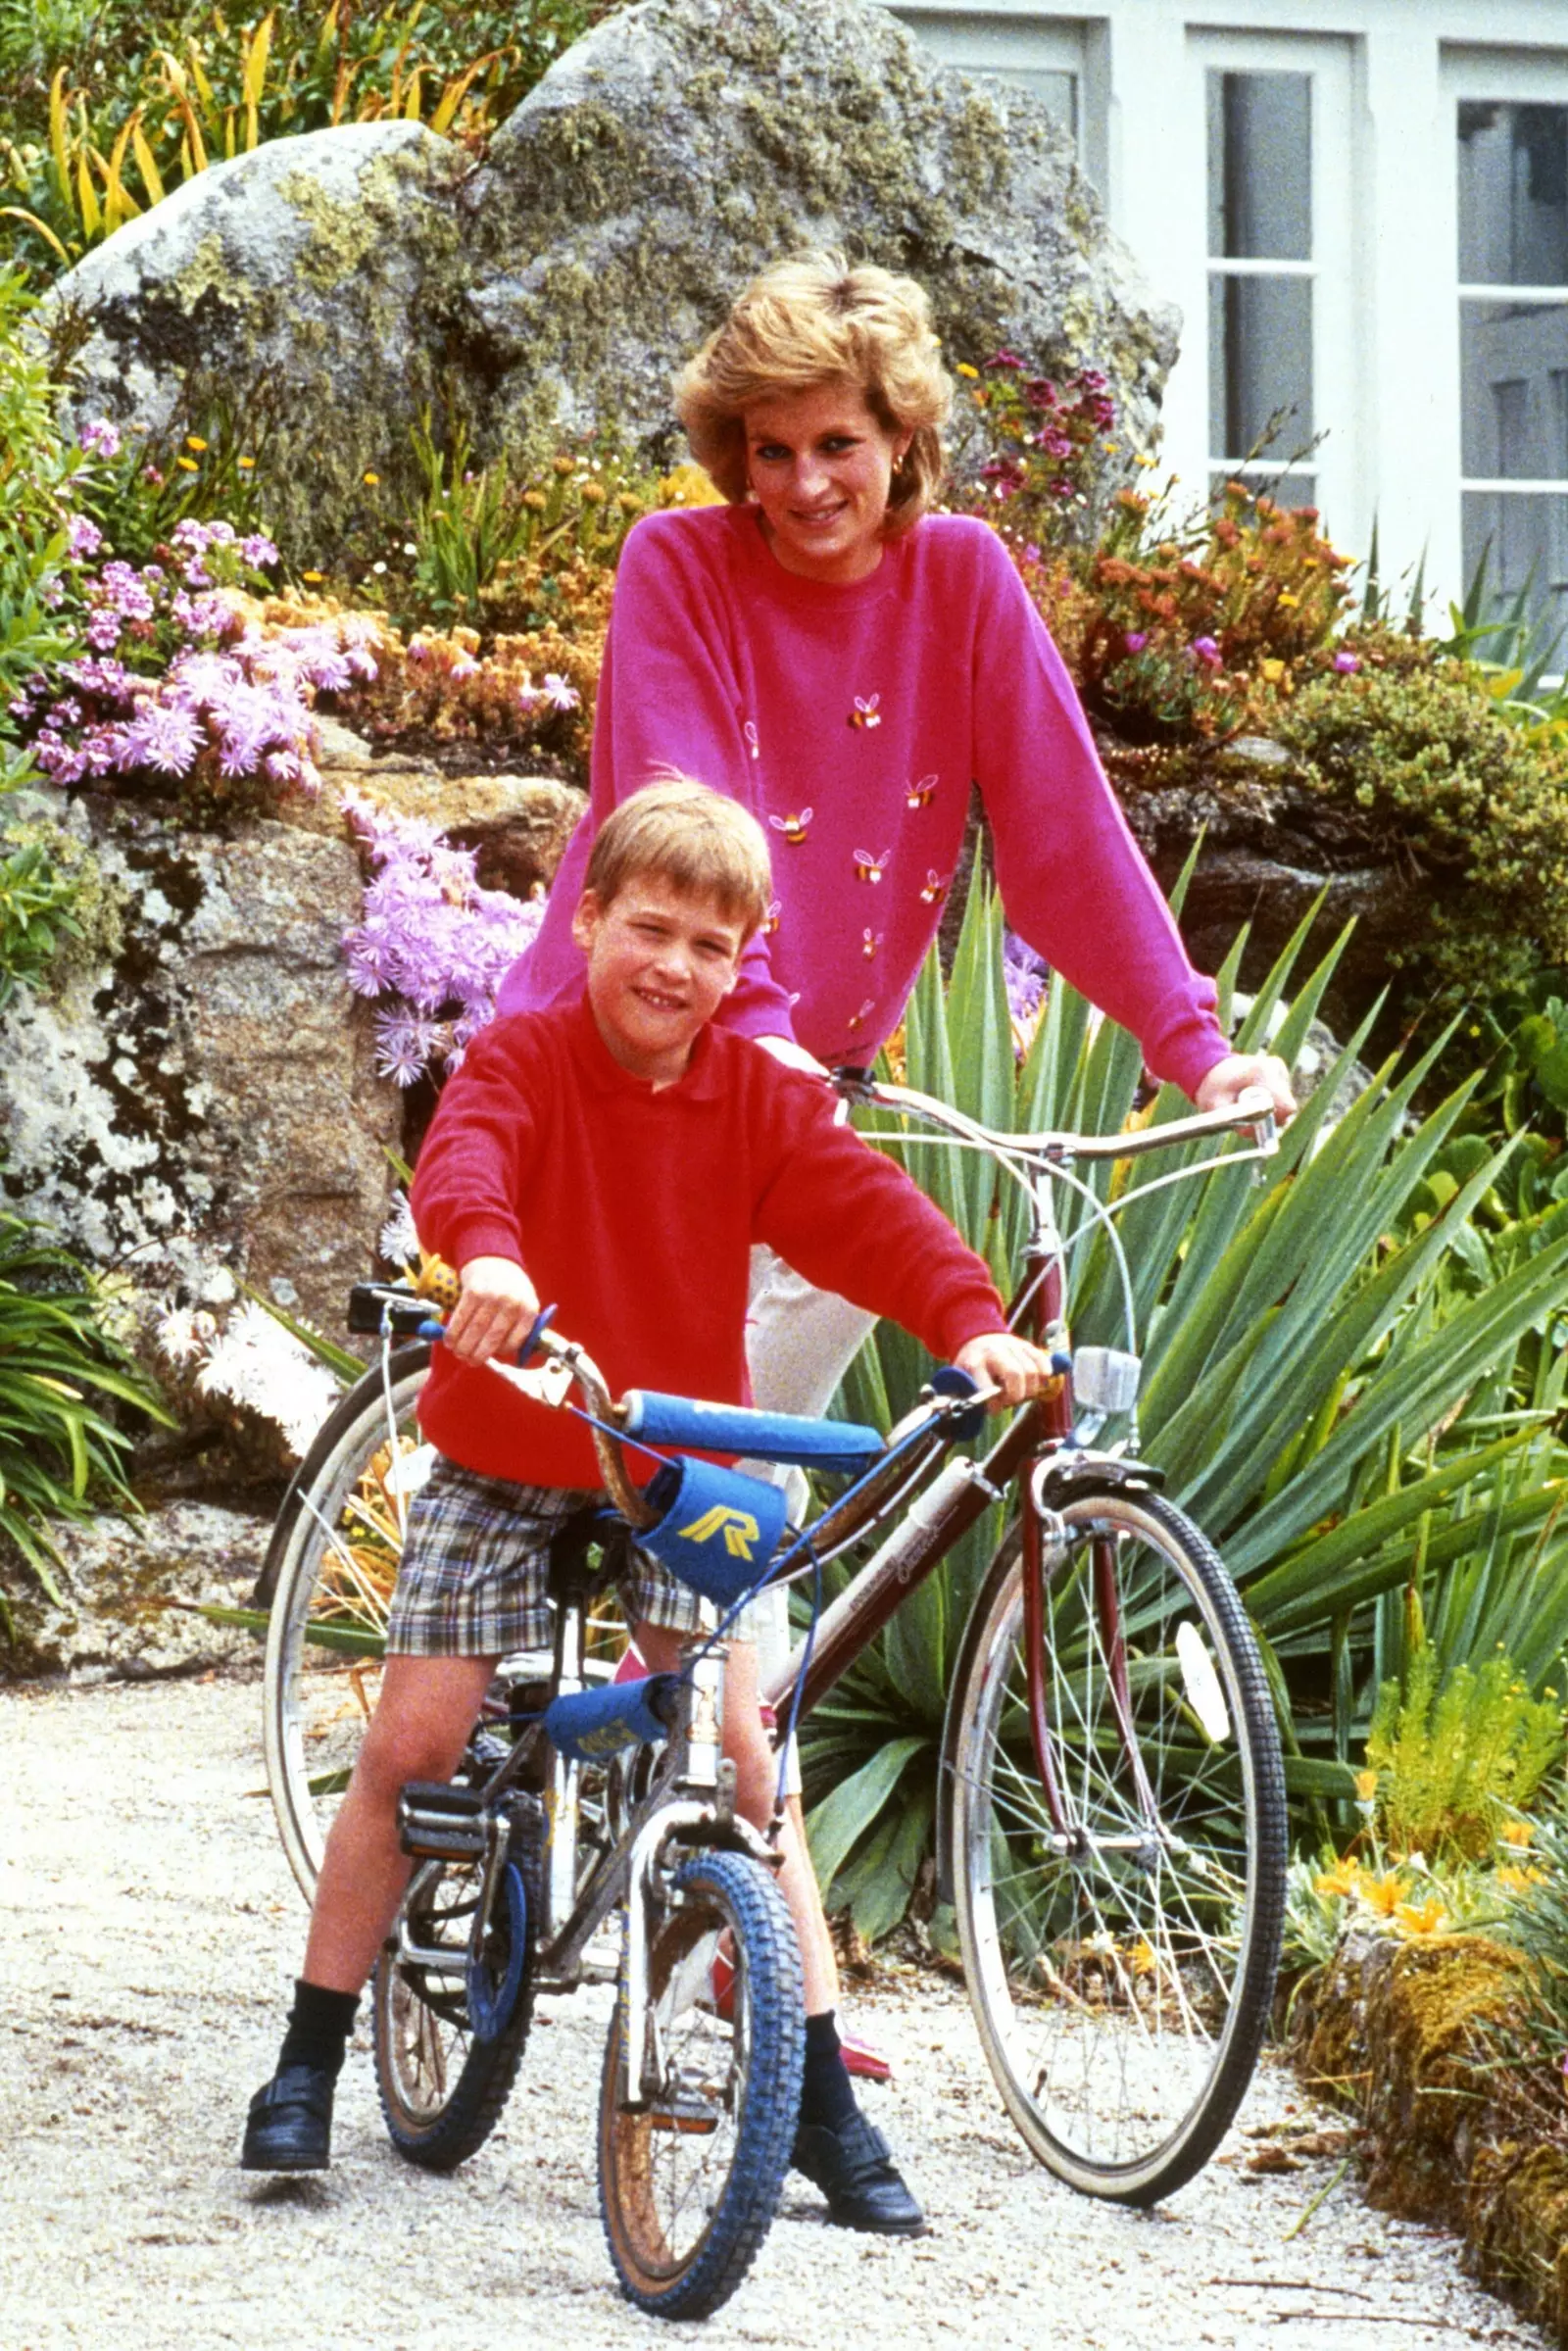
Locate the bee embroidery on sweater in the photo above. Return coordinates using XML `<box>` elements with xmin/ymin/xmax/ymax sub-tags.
<box><xmin>854</xmin><ymin>847</ymin><xmax>892</xmax><ymax>884</ymax></box>
<box><xmin>920</xmin><ymin>868</ymin><xmax>952</xmax><ymax>905</ymax></box>
<box><xmin>846</xmin><ymin>998</ymin><xmax>876</xmax><ymax>1034</ymax></box>
<box><xmin>849</xmin><ymin>694</ymin><xmax>882</xmax><ymax>729</ymax></box>
<box><xmin>906</xmin><ymin>773</ymin><xmax>938</xmax><ymax>809</ymax></box>
<box><xmin>769</xmin><ymin>808</ymin><xmax>813</xmax><ymax>846</ymax></box>
<box><xmin>862</xmin><ymin>928</ymin><xmax>882</xmax><ymax>959</ymax></box>
<box><xmin>744</xmin><ymin>719</ymin><xmax>760</xmax><ymax>761</ymax></box>
<box><xmin>762</xmin><ymin>899</ymin><xmax>782</xmax><ymax>936</ymax></box>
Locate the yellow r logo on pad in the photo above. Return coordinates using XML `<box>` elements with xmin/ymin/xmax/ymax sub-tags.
<box><xmin>676</xmin><ymin>1504</ymin><xmax>761</xmax><ymax>1559</ymax></box>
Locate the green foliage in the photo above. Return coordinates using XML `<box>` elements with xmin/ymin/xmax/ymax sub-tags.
<box><xmin>802</xmin><ymin>868</ymin><xmax>1568</xmax><ymax>1941</ymax></box>
<box><xmin>1492</xmin><ymin>1803</ymin><xmax>1568</xmax><ymax>2080</ymax></box>
<box><xmin>0</xmin><ymin>264</ymin><xmax>87</xmax><ymax>711</ymax></box>
<box><xmin>0</xmin><ymin>3</ymin><xmax>614</xmax><ymax>277</ymax></box>
<box><xmin>397</xmin><ymin>415</ymin><xmax>651</xmax><ymax>636</ymax></box>
<box><xmin>0</xmin><ymin>1210</ymin><xmax>172</xmax><ymax>1636</ymax></box>
<box><xmin>0</xmin><ymin>821</ymin><xmax>83</xmax><ymax>1004</ymax></box>
<box><xmin>1274</xmin><ymin>635</ymin><xmax>1568</xmax><ymax>1008</ymax></box>
<box><xmin>81</xmin><ymin>380</ymin><xmax>280</xmax><ymax>563</ymax></box>
<box><xmin>1364</xmin><ymin>1646</ymin><xmax>1564</xmax><ymax>1860</ymax></box>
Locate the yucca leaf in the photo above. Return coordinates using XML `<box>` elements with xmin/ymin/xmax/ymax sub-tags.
<box><xmin>805</xmin><ymin>1734</ymin><xmax>926</xmax><ymax>1891</ymax></box>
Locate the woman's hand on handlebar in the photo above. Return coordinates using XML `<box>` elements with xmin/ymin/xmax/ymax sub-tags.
<box><xmin>1195</xmin><ymin>1051</ymin><xmax>1297</xmax><ymax>1122</ymax></box>
<box><xmin>446</xmin><ymin>1254</ymin><xmax>541</xmax><ymax>1366</ymax></box>
<box><xmin>956</xmin><ymin>1330</ymin><xmax>1060</xmax><ymax>1407</ymax></box>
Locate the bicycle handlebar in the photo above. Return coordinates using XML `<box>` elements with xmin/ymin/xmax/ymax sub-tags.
<box><xmin>833</xmin><ymin>1071</ymin><xmax>1280</xmax><ymax>1165</ymax></box>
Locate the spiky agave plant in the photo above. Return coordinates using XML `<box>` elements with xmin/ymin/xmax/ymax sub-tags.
<box><xmin>803</xmin><ymin>868</ymin><xmax>1568</xmax><ymax>1942</ymax></box>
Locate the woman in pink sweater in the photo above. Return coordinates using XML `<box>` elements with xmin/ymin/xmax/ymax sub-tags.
<box><xmin>495</xmin><ymin>258</ymin><xmax>1293</xmax><ymax>2145</ymax></box>
<box><xmin>499</xmin><ymin>252</ymin><xmax>1292</xmax><ymax>1412</ymax></box>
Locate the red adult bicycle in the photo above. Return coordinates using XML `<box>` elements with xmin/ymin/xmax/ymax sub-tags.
<box><xmin>259</xmin><ymin>1073</ymin><xmax>1289</xmax><ymax>2276</ymax></box>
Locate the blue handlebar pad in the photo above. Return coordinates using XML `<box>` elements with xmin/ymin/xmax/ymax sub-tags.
<box><xmin>638</xmin><ymin>1455</ymin><xmax>791</xmax><ymax>1608</ymax></box>
<box><xmin>544</xmin><ymin>1672</ymin><xmax>682</xmax><ymax>1762</ymax></box>
<box><xmin>621</xmin><ymin>1391</ymin><xmax>884</xmax><ymax>1475</ymax></box>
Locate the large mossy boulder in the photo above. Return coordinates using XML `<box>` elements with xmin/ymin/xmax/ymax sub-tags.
<box><xmin>50</xmin><ymin>0</ymin><xmax>1177</xmax><ymax>566</ymax></box>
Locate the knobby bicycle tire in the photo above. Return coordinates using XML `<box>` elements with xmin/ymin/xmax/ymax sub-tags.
<box><xmin>947</xmin><ymin>1485</ymin><xmax>1287</xmax><ymax>2205</ymax></box>
<box><xmin>371</xmin><ymin>1848</ymin><xmax>533</xmax><ymax>2172</ymax></box>
<box><xmin>598</xmin><ymin>1848</ymin><xmax>805</xmax><ymax>2321</ymax></box>
<box><xmin>262</xmin><ymin>1346</ymin><xmax>431</xmax><ymax>1901</ymax></box>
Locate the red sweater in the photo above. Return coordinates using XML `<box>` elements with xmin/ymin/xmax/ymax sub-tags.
<box><xmin>411</xmin><ymin>996</ymin><xmax>1008</xmax><ymax>1487</ymax></box>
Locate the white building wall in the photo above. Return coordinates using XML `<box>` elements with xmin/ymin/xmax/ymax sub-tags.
<box><xmin>886</xmin><ymin>1</ymin><xmax>1568</xmax><ymax>624</ymax></box>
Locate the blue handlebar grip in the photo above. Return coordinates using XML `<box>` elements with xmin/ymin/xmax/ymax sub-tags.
<box><xmin>417</xmin><ymin>1317</ymin><xmax>447</xmax><ymax>1343</ymax></box>
<box><xmin>516</xmin><ymin>1302</ymin><xmax>558</xmax><ymax>1367</ymax></box>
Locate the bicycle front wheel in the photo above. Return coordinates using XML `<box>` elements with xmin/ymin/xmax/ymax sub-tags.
<box><xmin>598</xmin><ymin>1849</ymin><xmax>805</xmax><ymax>2322</ymax></box>
<box><xmin>262</xmin><ymin>1347</ymin><xmax>431</xmax><ymax>1899</ymax></box>
<box><xmin>949</xmin><ymin>1487</ymin><xmax>1286</xmax><ymax>2205</ymax></box>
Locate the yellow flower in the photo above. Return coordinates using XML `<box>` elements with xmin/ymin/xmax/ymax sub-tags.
<box><xmin>1134</xmin><ymin>452</ymin><xmax>1157</xmax><ymax>467</ymax></box>
<box><xmin>1128</xmin><ymin>1937</ymin><xmax>1156</xmax><ymax>1976</ymax></box>
<box><xmin>175</xmin><ymin>456</ymin><xmax>199</xmax><ymax>472</ymax></box>
<box><xmin>956</xmin><ymin>363</ymin><xmax>979</xmax><ymax>379</ymax></box>
<box><xmin>237</xmin><ymin>455</ymin><xmax>256</xmax><ymax>470</ymax></box>
<box><xmin>1314</xmin><ymin>1857</ymin><xmax>1361</xmax><ymax>1900</ymax></box>
<box><xmin>1354</xmin><ymin>1769</ymin><xmax>1379</xmax><ymax>1804</ymax></box>
<box><xmin>1360</xmin><ymin>1872</ymin><xmax>1408</xmax><ymax>1918</ymax></box>
<box><xmin>1393</xmin><ymin>1896</ymin><xmax>1449</xmax><ymax>1937</ymax></box>
<box><xmin>1500</xmin><ymin>1821</ymin><xmax>1535</xmax><ymax>1848</ymax></box>
<box><xmin>1496</xmin><ymin>1864</ymin><xmax>1547</xmax><ymax>1894</ymax></box>
<box><xmin>362</xmin><ymin>469</ymin><xmax>380</xmax><ymax>485</ymax></box>
<box><xmin>1259</xmin><ymin>658</ymin><xmax>1286</xmax><ymax>684</ymax></box>
<box><xmin>1277</xmin><ymin>591</ymin><xmax>1299</xmax><ymax>608</ymax></box>
<box><xmin>185</xmin><ymin>434</ymin><xmax>208</xmax><ymax>453</ymax></box>
<box><xmin>301</xmin><ymin>568</ymin><xmax>324</xmax><ymax>583</ymax></box>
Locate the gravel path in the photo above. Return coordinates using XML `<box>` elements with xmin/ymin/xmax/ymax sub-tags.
<box><xmin>0</xmin><ymin>1673</ymin><xmax>1546</xmax><ymax>2351</ymax></box>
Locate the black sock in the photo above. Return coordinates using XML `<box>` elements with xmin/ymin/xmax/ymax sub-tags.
<box><xmin>800</xmin><ymin>2008</ymin><xmax>859</xmax><ymax>2133</ymax></box>
<box><xmin>276</xmin><ymin>1978</ymin><xmax>360</xmax><ymax>2079</ymax></box>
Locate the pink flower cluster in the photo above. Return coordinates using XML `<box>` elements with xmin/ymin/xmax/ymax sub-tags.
<box><xmin>14</xmin><ymin>528</ymin><xmax>375</xmax><ymax>795</ymax></box>
<box><xmin>340</xmin><ymin>788</ymin><xmax>545</xmax><ymax>1086</ymax></box>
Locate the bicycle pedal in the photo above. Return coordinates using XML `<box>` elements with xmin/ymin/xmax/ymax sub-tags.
<box><xmin>398</xmin><ymin>1780</ymin><xmax>490</xmax><ymax>1861</ymax></box>
<box><xmin>645</xmin><ymin>2093</ymin><xmax>721</xmax><ymax>2135</ymax></box>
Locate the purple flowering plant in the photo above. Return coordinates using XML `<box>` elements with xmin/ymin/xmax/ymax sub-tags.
<box><xmin>340</xmin><ymin>787</ymin><xmax>545</xmax><ymax>1087</ymax></box>
<box><xmin>963</xmin><ymin>357</ymin><xmax>1123</xmax><ymax>552</ymax></box>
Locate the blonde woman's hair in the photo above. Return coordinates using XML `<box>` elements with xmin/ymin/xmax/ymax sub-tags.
<box><xmin>583</xmin><ymin>776</ymin><xmax>773</xmax><ymax>936</ymax></box>
<box><xmin>673</xmin><ymin>251</ymin><xmax>953</xmax><ymax>534</ymax></box>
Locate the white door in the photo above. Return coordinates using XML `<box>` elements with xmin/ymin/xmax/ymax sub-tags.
<box><xmin>1163</xmin><ymin>30</ymin><xmax>1358</xmax><ymax>548</ymax></box>
<box><xmin>1444</xmin><ymin>50</ymin><xmax>1568</xmax><ymax>654</ymax></box>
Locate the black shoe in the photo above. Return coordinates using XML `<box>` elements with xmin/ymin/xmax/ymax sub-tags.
<box><xmin>240</xmin><ymin>2062</ymin><xmax>335</xmax><ymax>2173</ymax></box>
<box><xmin>791</xmin><ymin>2111</ymin><xmax>926</xmax><ymax>2235</ymax></box>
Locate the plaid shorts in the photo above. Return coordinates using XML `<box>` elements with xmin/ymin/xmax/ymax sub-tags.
<box><xmin>384</xmin><ymin>1454</ymin><xmax>708</xmax><ymax>1658</ymax></box>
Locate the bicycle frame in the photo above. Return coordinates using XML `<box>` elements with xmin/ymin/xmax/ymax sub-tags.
<box><xmin>760</xmin><ymin>1084</ymin><xmax>1277</xmax><ymax>1792</ymax></box>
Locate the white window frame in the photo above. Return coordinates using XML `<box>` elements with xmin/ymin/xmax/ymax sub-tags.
<box><xmin>1440</xmin><ymin>44</ymin><xmax>1568</xmax><ymax>635</ymax></box>
<box><xmin>1161</xmin><ymin>28</ymin><xmax>1357</xmax><ymax>548</ymax></box>
<box><xmin>887</xmin><ymin>6</ymin><xmax>1109</xmax><ymax>190</ymax></box>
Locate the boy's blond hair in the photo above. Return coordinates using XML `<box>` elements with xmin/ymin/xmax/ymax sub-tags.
<box><xmin>673</xmin><ymin>251</ymin><xmax>953</xmax><ymax>533</ymax></box>
<box><xmin>584</xmin><ymin>777</ymin><xmax>773</xmax><ymax>936</ymax></box>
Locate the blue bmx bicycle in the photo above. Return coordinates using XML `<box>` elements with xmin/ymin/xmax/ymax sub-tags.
<box><xmin>258</xmin><ymin>1073</ymin><xmax>1289</xmax><ymax>2319</ymax></box>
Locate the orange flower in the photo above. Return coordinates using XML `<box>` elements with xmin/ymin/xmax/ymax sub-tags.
<box><xmin>1360</xmin><ymin>1873</ymin><xmax>1409</xmax><ymax>1918</ymax></box>
<box><xmin>1393</xmin><ymin>1896</ymin><xmax>1449</xmax><ymax>1938</ymax></box>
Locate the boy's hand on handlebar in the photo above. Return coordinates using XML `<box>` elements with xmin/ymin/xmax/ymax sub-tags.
<box><xmin>955</xmin><ymin>1331</ymin><xmax>1059</xmax><ymax>1407</ymax></box>
<box><xmin>446</xmin><ymin>1255</ymin><xmax>541</xmax><ymax>1365</ymax></box>
<box><xmin>1195</xmin><ymin>1052</ymin><xmax>1297</xmax><ymax>1122</ymax></box>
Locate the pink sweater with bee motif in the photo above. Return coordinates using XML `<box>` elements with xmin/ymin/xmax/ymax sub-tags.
<box><xmin>496</xmin><ymin>504</ymin><xmax>1229</xmax><ymax>1098</ymax></box>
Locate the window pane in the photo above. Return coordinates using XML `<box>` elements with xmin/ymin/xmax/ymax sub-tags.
<box><xmin>1207</xmin><ymin>72</ymin><xmax>1311</xmax><ymax>261</ymax></box>
<box><xmin>1460</xmin><ymin>299</ymin><xmax>1568</xmax><ymax>476</ymax></box>
<box><xmin>1208</xmin><ymin>275</ymin><xmax>1314</xmax><ymax>461</ymax></box>
<box><xmin>1458</xmin><ymin>102</ymin><xmax>1568</xmax><ymax>287</ymax></box>
<box><xmin>1462</xmin><ymin>490</ymin><xmax>1568</xmax><ymax>647</ymax></box>
<box><xmin>1210</xmin><ymin>471</ymin><xmax>1317</xmax><ymax>513</ymax></box>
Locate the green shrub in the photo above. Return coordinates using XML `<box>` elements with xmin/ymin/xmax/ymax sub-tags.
<box><xmin>0</xmin><ymin>262</ymin><xmax>86</xmax><ymax>709</ymax></box>
<box><xmin>0</xmin><ymin>1210</ymin><xmax>172</xmax><ymax>1637</ymax></box>
<box><xmin>1364</xmin><ymin>1646</ymin><xmax>1564</xmax><ymax>1861</ymax></box>
<box><xmin>1275</xmin><ymin>636</ymin><xmax>1568</xmax><ymax>1007</ymax></box>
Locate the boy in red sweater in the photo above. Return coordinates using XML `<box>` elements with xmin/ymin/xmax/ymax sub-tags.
<box><xmin>242</xmin><ymin>779</ymin><xmax>1054</xmax><ymax>2228</ymax></box>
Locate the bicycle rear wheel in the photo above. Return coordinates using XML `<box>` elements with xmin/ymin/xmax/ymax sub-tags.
<box><xmin>262</xmin><ymin>1347</ymin><xmax>431</xmax><ymax>1899</ymax></box>
<box><xmin>948</xmin><ymin>1486</ymin><xmax>1286</xmax><ymax>2205</ymax></box>
<box><xmin>598</xmin><ymin>1848</ymin><xmax>804</xmax><ymax>2321</ymax></box>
